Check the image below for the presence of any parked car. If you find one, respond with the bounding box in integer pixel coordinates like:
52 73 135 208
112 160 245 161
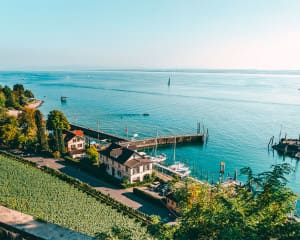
148 181 160 191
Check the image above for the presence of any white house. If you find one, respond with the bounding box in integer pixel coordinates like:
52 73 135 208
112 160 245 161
63 130 86 159
99 143 153 183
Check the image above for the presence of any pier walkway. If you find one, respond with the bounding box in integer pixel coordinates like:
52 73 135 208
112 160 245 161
71 123 204 149
70 123 127 142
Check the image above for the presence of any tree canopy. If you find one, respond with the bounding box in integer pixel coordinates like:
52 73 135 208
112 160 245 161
156 163 300 240
46 110 70 131
86 145 99 164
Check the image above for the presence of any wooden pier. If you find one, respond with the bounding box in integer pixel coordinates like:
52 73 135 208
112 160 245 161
70 124 127 142
70 123 204 148
272 138 300 158
120 134 204 149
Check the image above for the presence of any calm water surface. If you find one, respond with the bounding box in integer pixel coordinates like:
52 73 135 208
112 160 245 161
1 70 299 212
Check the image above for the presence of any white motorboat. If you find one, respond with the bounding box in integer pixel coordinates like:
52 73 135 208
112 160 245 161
169 162 191 176
150 153 167 163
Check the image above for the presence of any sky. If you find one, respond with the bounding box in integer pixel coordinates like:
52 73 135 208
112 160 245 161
0 0 300 70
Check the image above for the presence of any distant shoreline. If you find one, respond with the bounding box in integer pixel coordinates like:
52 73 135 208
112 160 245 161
6 100 44 117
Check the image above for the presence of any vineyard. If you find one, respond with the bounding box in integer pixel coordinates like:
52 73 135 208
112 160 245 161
0 155 153 239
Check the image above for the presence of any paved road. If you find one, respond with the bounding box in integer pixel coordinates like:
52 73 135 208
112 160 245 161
27 156 173 221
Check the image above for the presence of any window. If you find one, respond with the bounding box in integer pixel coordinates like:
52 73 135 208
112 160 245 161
117 171 121 177
126 167 129 173
73 138 76 143
71 144 76 150
77 144 83 148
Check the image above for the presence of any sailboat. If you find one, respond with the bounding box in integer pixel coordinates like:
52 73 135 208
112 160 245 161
150 131 167 162
169 137 191 176
168 77 170 86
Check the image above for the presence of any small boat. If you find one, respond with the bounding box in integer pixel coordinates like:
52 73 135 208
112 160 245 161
61 96 67 102
150 153 167 163
168 77 171 86
169 162 191 176
142 113 150 116
169 136 190 176
150 131 167 162
295 152 300 159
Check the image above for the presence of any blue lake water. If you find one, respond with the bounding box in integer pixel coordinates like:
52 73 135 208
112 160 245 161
1 70 300 213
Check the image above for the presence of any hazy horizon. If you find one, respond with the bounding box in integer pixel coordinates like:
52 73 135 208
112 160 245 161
1 1 300 70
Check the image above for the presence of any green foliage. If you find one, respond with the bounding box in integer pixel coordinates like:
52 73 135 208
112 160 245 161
0 114 19 148
0 91 6 108
0 154 152 239
46 110 70 131
1 84 34 109
86 145 99 164
46 110 70 153
165 163 300 240
24 89 34 98
34 110 49 152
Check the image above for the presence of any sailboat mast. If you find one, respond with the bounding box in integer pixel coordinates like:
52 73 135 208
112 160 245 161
173 137 176 162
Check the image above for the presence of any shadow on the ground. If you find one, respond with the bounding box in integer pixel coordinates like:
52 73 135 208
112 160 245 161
56 160 120 190
122 192 173 220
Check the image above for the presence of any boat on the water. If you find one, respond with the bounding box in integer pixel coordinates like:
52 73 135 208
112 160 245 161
295 152 300 159
150 153 167 163
169 162 191 176
169 137 191 176
168 77 170 86
61 96 67 102
150 131 167 163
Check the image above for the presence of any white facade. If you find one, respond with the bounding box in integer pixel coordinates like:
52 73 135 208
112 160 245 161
99 151 152 184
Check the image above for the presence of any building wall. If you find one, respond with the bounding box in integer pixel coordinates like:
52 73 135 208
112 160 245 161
66 136 85 152
99 153 152 183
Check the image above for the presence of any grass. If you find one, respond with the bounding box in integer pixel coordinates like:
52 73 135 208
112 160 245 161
0 155 153 239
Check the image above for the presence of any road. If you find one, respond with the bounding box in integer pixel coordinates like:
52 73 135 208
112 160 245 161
26 156 173 221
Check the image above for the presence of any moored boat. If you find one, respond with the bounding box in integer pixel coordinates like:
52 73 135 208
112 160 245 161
169 162 191 176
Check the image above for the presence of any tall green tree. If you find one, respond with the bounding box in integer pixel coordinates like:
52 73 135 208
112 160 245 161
46 110 70 153
46 110 70 131
17 108 37 151
13 84 26 107
34 110 49 152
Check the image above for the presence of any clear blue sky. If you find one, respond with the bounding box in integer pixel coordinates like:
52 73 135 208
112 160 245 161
0 0 300 70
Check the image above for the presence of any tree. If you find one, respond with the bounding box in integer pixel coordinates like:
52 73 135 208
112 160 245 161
34 110 49 152
24 89 34 98
0 114 19 148
86 146 99 164
0 91 6 108
46 110 70 131
13 84 25 96
167 163 299 240
13 84 26 106
46 110 70 153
